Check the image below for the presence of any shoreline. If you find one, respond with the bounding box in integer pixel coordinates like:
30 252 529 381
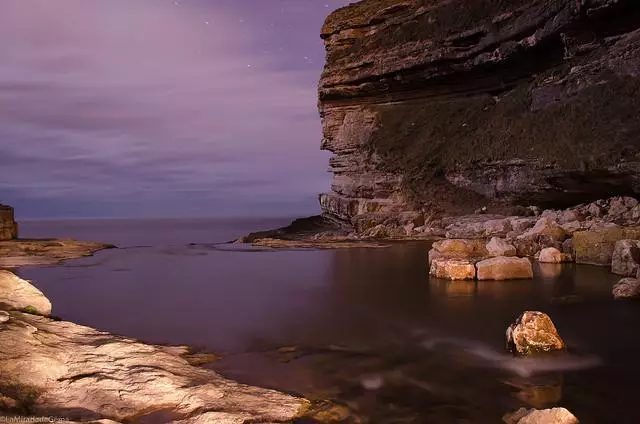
0 242 313 424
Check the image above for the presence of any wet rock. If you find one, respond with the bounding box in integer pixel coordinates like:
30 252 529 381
503 407 578 424
486 237 517 257
429 258 476 280
573 226 640 265
0 270 52 315
519 218 566 242
538 247 563 264
612 277 640 300
0 313 309 423
506 311 565 356
477 257 533 281
611 239 640 277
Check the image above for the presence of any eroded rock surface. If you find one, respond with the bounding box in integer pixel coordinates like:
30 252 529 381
319 0 640 226
506 311 566 356
0 270 51 315
0 311 308 423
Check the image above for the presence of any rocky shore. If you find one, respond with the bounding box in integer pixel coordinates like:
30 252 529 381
0 271 310 423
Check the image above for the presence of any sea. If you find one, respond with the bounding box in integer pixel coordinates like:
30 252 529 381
15 218 640 423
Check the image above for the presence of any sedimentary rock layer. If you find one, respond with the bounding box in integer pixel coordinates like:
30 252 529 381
318 0 640 223
0 205 17 241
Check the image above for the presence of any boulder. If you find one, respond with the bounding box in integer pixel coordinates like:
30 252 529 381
612 278 640 300
519 218 566 242
504 407 578 424
476 257 533 281
506 311 565 356
0 270 52 315
486 237 517 257
573 227 640 265
512 238 541 258
429 258 476 280
538 247 563 264
611 240 640 277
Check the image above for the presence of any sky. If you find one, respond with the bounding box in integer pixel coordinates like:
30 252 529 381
0 0 352 219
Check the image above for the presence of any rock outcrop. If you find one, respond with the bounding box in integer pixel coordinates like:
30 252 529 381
0 204 17 240
0 270 52 315
506 311 566 356
318 0 640 227
0 271 309 423
0 239 115 267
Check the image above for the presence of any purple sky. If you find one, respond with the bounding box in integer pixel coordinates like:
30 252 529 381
0 0 351 219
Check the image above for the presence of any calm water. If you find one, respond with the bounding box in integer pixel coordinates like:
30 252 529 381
16 219 640 423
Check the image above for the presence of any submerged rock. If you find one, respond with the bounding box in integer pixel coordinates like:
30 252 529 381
476 257 533 281
612 278 640 300
506 311 565 356
0 270 52 315
429 258 476 280
611 239 640 277
504 407 578 424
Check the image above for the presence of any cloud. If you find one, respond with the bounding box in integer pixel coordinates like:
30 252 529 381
0 0 340 218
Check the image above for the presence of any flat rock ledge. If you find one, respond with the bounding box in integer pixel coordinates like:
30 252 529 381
0 271 310 423
0 239 115 267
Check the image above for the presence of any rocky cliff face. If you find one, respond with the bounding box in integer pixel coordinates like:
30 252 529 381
318 0 640 226
0 205 17 240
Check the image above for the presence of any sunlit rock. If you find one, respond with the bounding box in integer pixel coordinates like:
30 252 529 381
0 270 52 315
538 247 563 264
503 407 578 424
506 311 565 356
0 313 308 422
429 258 476 280
476 257 533 281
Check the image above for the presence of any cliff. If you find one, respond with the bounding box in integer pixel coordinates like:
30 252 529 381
318 0 640 226
0 204 17 240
